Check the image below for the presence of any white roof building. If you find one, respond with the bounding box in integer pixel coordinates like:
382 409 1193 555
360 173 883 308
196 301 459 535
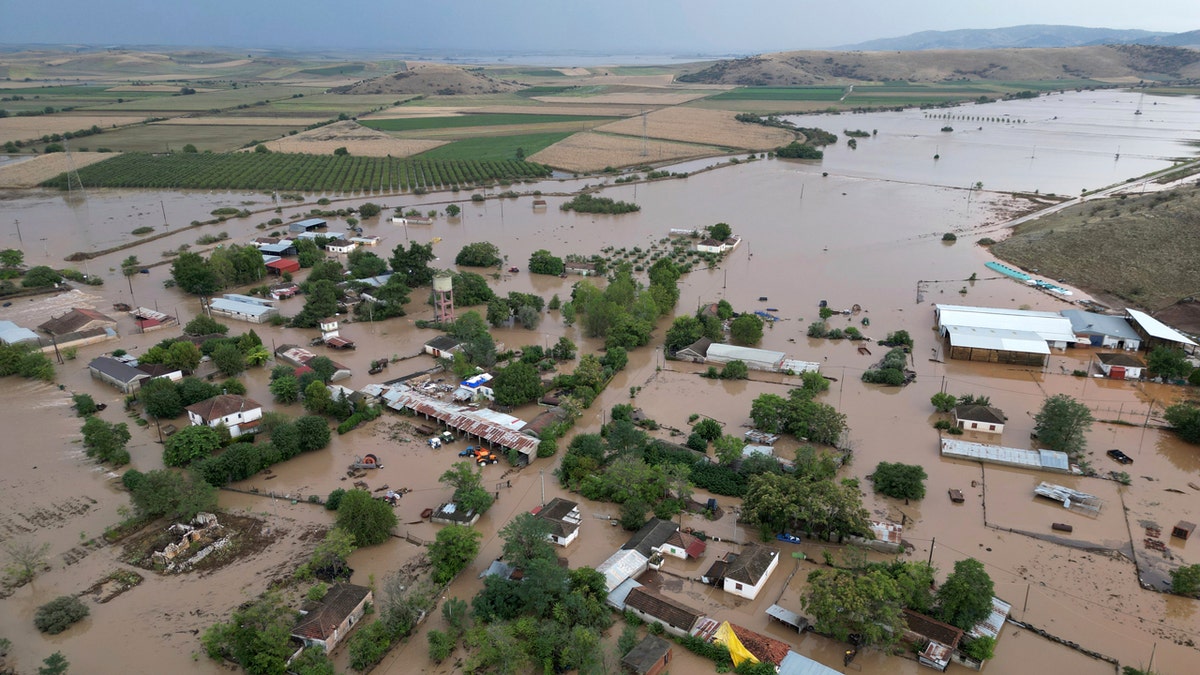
705 343 786 371
943 325 1051 355
0 320 40 345
1126 308 1197 348
935 304 1076 347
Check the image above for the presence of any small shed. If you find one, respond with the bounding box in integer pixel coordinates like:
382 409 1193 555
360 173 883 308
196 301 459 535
266 258 301 275
621 635 672 675
88 356 150 393
1095 352 1147 380
289 217 327 232
1172 521 1196 540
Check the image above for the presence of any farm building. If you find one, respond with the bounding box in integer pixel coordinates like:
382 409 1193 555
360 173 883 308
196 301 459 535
453 372 494 402
621 635 673 675
533 498 582 547
265 258 301 275
269 282 300 299
953 404 1007 435
935 304 1075 360
255 239 296 256
564 261 598 276
941 438 1072 473
674 336 712 362
186 394 263 438
696 236 741 254
350 235 381 246
208 296 278 324
0 320 40 346
88 356 150 393
623 586 703 637
902 610 963 672
291 583 372 653
289 218 327 233
385 389 540 461
522 407 568 438
623 518 680 557
137 363 183 382
597 549 649 593
274 345 352 381
1125 308 1198 353
295 230 346 241
723 544 779 600
130 307 178 333
778 651 841 675
1095 352 1147 380
38 308 117 336
705 343 786 372
1062 310 1141 350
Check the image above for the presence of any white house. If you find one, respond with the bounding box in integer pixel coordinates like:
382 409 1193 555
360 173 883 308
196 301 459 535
1096 352 1147 380
325 239 359 254
454 373 495 402
952 404 1007 435
185 394 263 438
291 583 372 653
208 297 278 324
534 498 582 546
659 530 706 560
723 544 779 600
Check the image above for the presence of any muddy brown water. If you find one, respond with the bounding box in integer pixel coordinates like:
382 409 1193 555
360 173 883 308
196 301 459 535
2 90 1199 674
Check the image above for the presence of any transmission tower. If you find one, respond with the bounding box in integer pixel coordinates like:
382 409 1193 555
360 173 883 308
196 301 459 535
62 138 86 199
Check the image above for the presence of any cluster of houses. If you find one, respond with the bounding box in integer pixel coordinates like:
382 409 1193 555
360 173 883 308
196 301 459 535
1 306 179 353
935 303 1197 376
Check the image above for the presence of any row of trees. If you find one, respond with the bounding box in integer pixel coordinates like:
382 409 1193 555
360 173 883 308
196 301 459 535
170 247 266 297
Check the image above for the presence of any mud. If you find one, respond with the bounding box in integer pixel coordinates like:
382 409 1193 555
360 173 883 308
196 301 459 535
1 90 1199 675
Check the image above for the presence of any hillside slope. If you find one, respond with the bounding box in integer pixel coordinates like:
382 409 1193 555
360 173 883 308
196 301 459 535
330 61 520 96
677 45 1200 85
992 186 1200 312
837 25 1171 51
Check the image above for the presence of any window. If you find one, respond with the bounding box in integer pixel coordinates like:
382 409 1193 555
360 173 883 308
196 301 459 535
989 424 996 431
735 582 743 591
971 422 978 429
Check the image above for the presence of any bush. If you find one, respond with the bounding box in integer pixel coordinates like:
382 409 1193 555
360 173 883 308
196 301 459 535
34 595 90 634
72 393 98 416
427 629 454 663
961 636 996 661
347 620 392 672
942 232 957 241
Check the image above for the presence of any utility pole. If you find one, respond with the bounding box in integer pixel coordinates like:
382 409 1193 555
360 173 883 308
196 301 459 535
928 537 936 566
1022 583 1030 618
539 470 545 506
160 200 168 229
13 219 21 245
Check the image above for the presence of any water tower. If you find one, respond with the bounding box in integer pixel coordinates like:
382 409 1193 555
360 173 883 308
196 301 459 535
433 271 455 324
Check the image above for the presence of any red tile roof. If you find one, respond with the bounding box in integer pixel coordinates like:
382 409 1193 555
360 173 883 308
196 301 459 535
292 583 371 641
728 623 791 666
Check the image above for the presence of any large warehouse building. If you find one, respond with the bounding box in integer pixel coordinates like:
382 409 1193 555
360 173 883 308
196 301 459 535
935 304 1076 366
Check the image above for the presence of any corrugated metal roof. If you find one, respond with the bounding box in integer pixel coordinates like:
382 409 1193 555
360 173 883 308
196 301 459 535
706 343 786 369
779 651 841 675
936 304 1075 343
387 391 540 455
0 321 40 345
941 439 1070 473
1126 308 1198 346
944 325 1051 354
209 298 276 317
606 578 643 610
1061 310 1141 340
967 597 1011 641
596 549 648 592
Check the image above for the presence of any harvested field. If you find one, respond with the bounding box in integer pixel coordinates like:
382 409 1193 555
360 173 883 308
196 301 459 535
0 152 113 188
105 84 209 92
532 91 710 105
157 116 328 126
0 115 148 144
992 185 1200 311
528 131 721 172
255 120 445 157
595 107 796 149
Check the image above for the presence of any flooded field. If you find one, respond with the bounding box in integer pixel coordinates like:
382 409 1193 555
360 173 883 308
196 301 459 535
1 90 1199 675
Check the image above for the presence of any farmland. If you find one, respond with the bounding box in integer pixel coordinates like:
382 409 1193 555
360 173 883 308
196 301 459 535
416 132 573 161
70 122 309 153
359 112 618 132
39 152 552 192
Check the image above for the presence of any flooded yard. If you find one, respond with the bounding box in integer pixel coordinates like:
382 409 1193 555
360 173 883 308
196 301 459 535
1 90 1199 674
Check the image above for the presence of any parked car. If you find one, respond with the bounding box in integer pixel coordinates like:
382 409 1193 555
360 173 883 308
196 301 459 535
508 267 519 273
776 532 802 544
1107 449 1133 465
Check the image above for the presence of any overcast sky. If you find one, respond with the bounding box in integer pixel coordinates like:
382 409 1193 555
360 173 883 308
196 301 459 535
2 0 1198 55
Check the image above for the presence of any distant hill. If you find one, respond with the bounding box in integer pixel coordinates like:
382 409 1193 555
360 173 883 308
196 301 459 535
676 45 1200 86
329 61 520 96
836 25 1173 51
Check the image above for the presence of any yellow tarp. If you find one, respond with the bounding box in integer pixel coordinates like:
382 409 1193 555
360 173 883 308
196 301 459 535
713 621 759 667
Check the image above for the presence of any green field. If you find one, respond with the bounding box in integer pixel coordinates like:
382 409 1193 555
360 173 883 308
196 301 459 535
515 85 580 98
0 85 172 112
91 85 323 112
361 113 616 132
417 132 573 161
266 93 412 114
41 152 553 192
709 87 847 101
299 63 367 76
708 80 1107 105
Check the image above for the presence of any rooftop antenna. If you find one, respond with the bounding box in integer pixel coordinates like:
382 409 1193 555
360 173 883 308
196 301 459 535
62 137 86 199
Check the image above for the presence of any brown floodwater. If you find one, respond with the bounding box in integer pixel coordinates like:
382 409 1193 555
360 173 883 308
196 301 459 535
2 90 1199 674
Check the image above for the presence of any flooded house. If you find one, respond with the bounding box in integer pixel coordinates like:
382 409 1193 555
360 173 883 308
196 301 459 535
266 258 301 276
1094 352 1147 380
902 610 963 672
659 530 706 559
424 335 463 359
1061 309 1141 350
385 389 540 462
621 634 673 675
185 394 263 438
37 307 117 336
721 544 779 600
88 356 150 393
453 373 495 402
325 238 358 254
563 261 598 276
952 404 1007 436
705 343 786 372
254 238 297 257
0 320 40 346
622 586 703 637
291 583 372 653
532 497 582 546
941 439 1073 474
274 345 352 381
